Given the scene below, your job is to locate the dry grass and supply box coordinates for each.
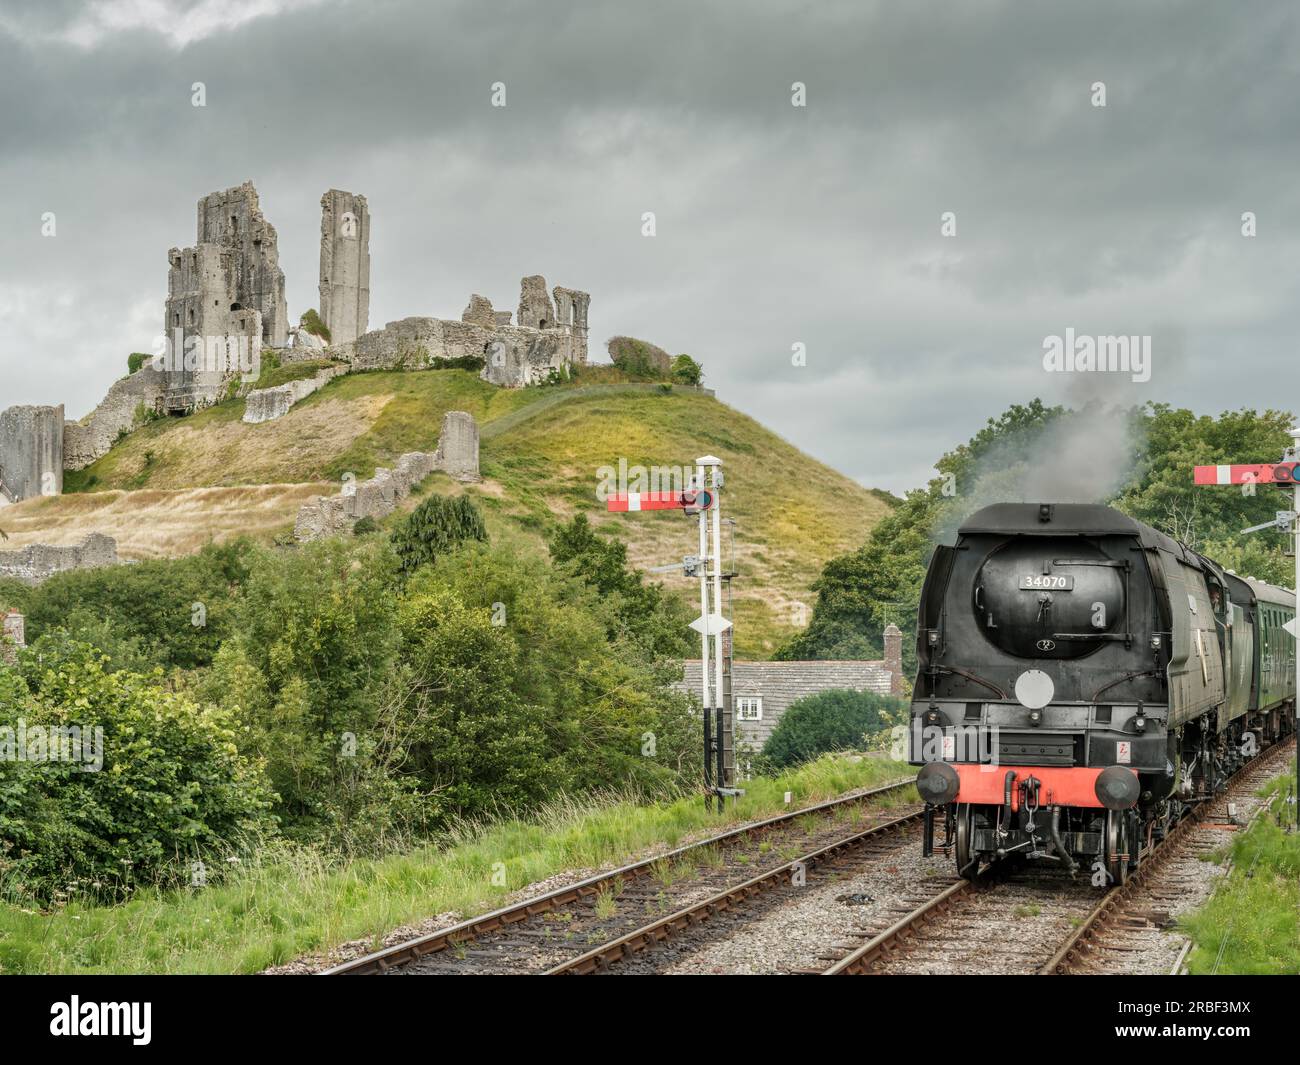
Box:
[0,484,332,559]
[31,372,893,653]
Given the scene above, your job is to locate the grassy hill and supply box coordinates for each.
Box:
[19,367,893,656]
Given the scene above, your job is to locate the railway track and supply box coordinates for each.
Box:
[322,776,920,975]
[821,737,1295,976]
[326,739,1292,976]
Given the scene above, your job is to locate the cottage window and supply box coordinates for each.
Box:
[736,697,763,721]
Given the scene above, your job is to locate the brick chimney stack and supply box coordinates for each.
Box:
[1,607,24,664]
[882,623,903,695]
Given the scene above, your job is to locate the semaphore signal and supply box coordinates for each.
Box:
[1194,428,1300,814]
[607,456,738,809]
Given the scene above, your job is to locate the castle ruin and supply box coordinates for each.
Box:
[0,180,590,519]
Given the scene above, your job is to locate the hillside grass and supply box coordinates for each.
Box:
[0,754,911,975]
[50,368,892,655]
[1181,757,1299,975]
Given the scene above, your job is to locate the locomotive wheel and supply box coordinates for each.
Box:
[1105,809,1130,886]
[954,803,980,879]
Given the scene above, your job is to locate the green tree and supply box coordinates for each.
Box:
[0,644,274,903]
[763,689,906,768]
[671,354,704,386]
[391,494,488,575]
[548,514,691,660]
[13,540,255,673]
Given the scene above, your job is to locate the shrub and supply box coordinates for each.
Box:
[0,646,275,903]
[671,354,704,386]
[763,689,908,768]
[391,494,488,575]
[299,308,331,343]
[14,540,256,674]
[126,352,152,375]
[352,516,378,535]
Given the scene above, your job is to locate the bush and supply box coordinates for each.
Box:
[671,354,703,386]
[14,540,256,674]
[352,516,378,535]
[126,352,152,375]
[0,647,274,903]
[763,689,907,768]
[299,309,331,343]
[391,494,488,575]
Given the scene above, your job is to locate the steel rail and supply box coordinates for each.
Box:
[1038,736,1295,976]
[821,737,1295,977]
[322,776,916,975]
[546,808,924,974]
[820,874,978,975]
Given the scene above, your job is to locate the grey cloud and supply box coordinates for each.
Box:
[2,0,1298,494]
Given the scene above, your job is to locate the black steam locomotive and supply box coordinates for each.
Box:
[910,503,1296,884]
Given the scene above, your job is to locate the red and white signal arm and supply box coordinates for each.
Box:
[607,489,715,513]
[1194,462,1299,486]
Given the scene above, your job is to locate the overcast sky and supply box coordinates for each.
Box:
[2,0,1298,493]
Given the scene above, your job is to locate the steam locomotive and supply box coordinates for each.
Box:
[910,503,1296,883]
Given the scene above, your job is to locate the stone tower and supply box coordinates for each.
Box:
[162,182,283,413]
[319,190,371,345]
[0,404,64,504]
[194,182,288,347]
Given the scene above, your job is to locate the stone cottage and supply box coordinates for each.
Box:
[676,625,906,751]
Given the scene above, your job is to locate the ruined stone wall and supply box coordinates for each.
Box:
[432,410,481,482]
[242,365,347,424]
[294,451,438,541]
[517,275,555,330]
[63,365,168,471]
[335,313,577,387]
[319,190,370,345]
[0,405,64,503]
[0,533,118,585]
[332,276,589,386]
[552,286,590,364]
[294,412,481,541]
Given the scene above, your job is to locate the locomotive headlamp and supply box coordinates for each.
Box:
[1028,708,1042,726]
[1150,634,1162,650]
[928,631,939,645]
[916,761,960,805]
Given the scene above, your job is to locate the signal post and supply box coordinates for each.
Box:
[1194,427,1300,825]
[607,455,738,809]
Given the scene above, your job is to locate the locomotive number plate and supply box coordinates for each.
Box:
[1019,574,1074,590]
